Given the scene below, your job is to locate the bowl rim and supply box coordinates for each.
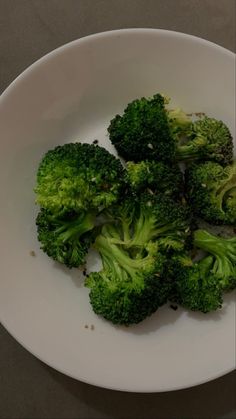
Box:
[1,28,235,102]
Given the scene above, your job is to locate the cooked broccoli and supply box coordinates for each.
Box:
[194,229,236,291]
[176,117,233,165]
[35,143,124,213]
[125,160,183,199]
[167,106,192,141]
[125,193,191,249]
[36,209,96,268]
[108,94,175,162]
[170,229,236,312]
[85,227,170,325]
[186,160,236,225]
[171,255,223,313]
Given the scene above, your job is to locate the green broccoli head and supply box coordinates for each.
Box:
[194,229,236,292]
[186,160,236,225]
[85,234,170,325]
[35,143,124,213]
[108,94,175,163]
[125,160,183,200]
[36,209,95,268]
[176,117,233,165]
[171,255,223,313]
[129,193,191,249]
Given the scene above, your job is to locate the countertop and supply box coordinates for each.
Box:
[0,1,235,418]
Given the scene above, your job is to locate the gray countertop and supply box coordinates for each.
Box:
[0,1,235,418]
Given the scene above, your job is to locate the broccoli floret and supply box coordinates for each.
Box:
[167,107,193,141]
[125,160,183,200]
[35,143,124,213]
[186,160,236,225]
[176,117,233,165]
[108,94,175,163]
[85,229,170,325]
[126,193,191,249]
[194,229,236,291]
[170,229,236,313]
[36,209,95,268]
[171,255,223,313]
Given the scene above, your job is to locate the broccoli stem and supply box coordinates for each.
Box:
[176,136,207,160]
[130,213,181,247]
[94,233,154,288]
[55,212,95,242]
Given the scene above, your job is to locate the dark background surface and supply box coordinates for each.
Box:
[0,1,235,418]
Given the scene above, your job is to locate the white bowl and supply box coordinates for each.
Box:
[0,29,235,392]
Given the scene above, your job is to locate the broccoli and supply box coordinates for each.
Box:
[167,106,192,141]
[108,94,175,163]
[171,255,223,313]
[176,117,233,165]
[125,160,183,199]
[36,209,96,268]
[194,229,236,291]
[186,160,236,225]
[35,143,124,213]
[85,227,170,325]
[170,229,236,313]
[125,193,191,249]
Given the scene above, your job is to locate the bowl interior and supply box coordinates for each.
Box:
[0,29,235,392]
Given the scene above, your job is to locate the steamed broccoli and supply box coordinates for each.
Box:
[167,106,192,141]
[108,94,175,162]
[171,255,223,313]
[194,229,236,291]
[186,160,236,225]
[108,93,233,166]
[176,117,233,165]
[125,160,183,199]
[170,229,236,312]
[85,227,170,325]
[35,143,124,213]
[125,193,191,249]
[36,209,96,268]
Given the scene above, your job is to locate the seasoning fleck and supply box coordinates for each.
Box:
[30,250,36,257]
[93,139,99,144]
[90,325,95,331]
[84,324,89,329]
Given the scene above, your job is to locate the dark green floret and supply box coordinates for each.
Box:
[36,209,95,268]
[125,160,183,199]
[35,142,124,213]
[171,255,223,313]
[85,229,170,325]
[108,94,175,162]
[176,117,233,165]
[126,193,191,249]
[170,229,236,312]
[194,229,236,292]
[186,160,236,225]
